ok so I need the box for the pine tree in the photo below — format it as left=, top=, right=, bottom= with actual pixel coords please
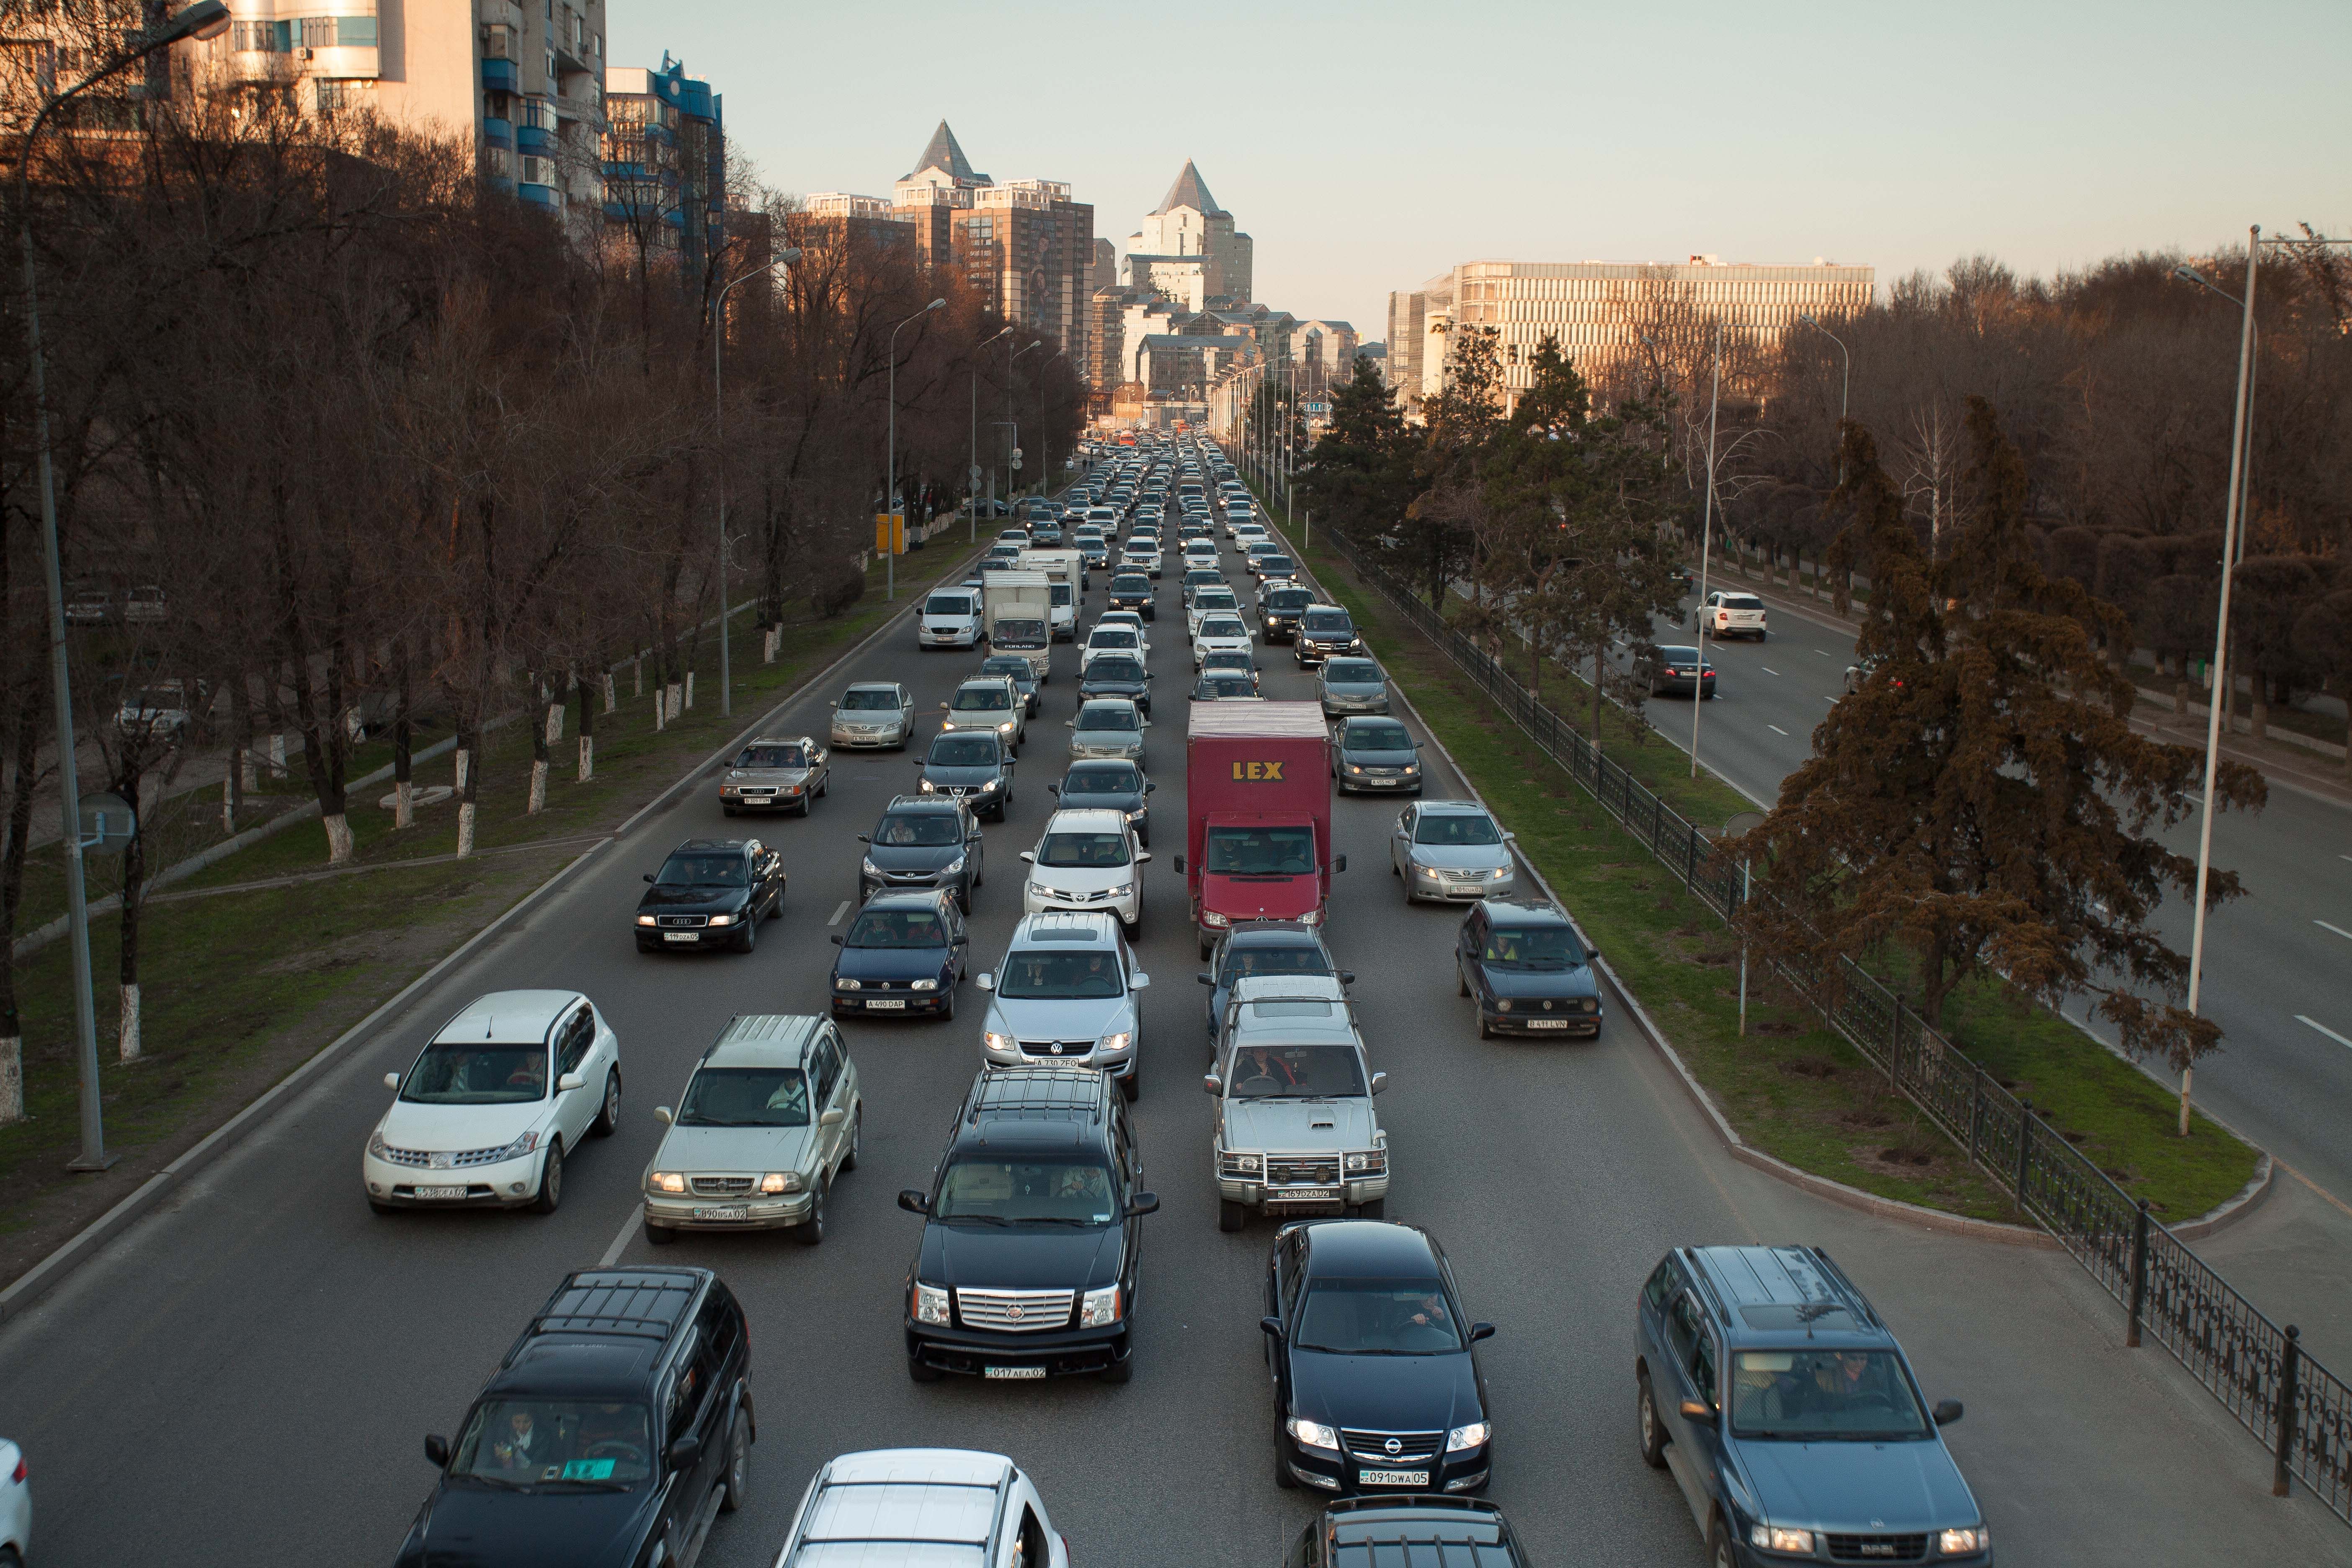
left=1298, top=354, right=1414, bottom=545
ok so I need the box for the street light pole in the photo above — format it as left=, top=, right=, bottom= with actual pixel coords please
left=13, top=0, right=229, bottom=1161
left=1040, top=347, right=1067, bottom=493
left=713, top=247, right=801, bottom=718
left=1797, top=312, right=1849, bottom=483
left=1010, top=339, right=1041, bottom=503
left=1690, top=318, right=1724, bottom=780
left=886, top=299, right=946, bottom=602
left=973, top=325, right=1012, bottom=543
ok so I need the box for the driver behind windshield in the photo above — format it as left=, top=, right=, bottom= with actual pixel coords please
left=1227, top=1043, right=1364, bottom=1098
left=658, top=854, right=747, bottom=886
left=876, top=813, right=959, bottom=847
left=736, top=744, right=805, bottom=768
left=845, top=908, right=943, bottom=947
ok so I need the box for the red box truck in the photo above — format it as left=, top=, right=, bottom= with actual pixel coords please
left=1176, top=701, right=1344, bottom=958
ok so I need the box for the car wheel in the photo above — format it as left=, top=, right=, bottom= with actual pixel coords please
left=1119, top=1068, right=1139, bottom=1103
left=722, top=804, right=739, bottom=817
left=645, top=1219, right=676, bottom=1246
left=1355, top=1198, right=1386, bottom=1220
left=908, top=1354, right=944, bottom=1383
left=368, top=1199, right=396, bottom=1215
left=1198, top=936, right=1213, bottom=960
left=592, top=1069, right=622, bottom=1137
left=797, top=1180, right=827, bottom=1246
left=1477, top=1012, right=1494, bottom=1040
left=1707, top=1517, right=1738, bottom=1568
left=818, top=772, right=829, bottom=797
left=738, top=914, right=757, bottom=953
left=1638, top=1372, right=1670, bottom=1469
left=1219, top=1199, right=1246, bottom=1233
left=1457, top=962, right=1470, bottom=998
left=1099, top=1354, right=1133, bottom=1385
left=842, top=1109, right=861, bottom=1171
left=719, top=1411, right=750, bottom=1513
left=939, top=986, right=957, bottom=1022
left=531, top=1140, right=564, bottom=1214
left=1274, top=1441, right=1298, bottom=1490
left=1122, top=913, right=1140, bottom=941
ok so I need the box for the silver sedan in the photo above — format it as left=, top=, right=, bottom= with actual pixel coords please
left=829, top=681, right=915, bottom=749
left=1390, top=800, right=1518, bottom=903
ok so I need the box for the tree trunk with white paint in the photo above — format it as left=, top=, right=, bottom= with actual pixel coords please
left=395, top=778, right=414, bottom=828
left=578, top=735, right=594, bottom=782
left=456, top=800, right=476, bottom=858
left=667, top=681, right=683, bottom=721
left=455, top=714, right=479, bottom=858
left=268, top=732, right=287, bottom=778
left=546, top=699, right=564, bottom=745
left=117, top=982, right=142, bottom=1064
left=322, top=811, right=353, bottom=864
left=653, top=691, right=665, bottom=732
left=222, top=767, right=237, bottom=834
left=0, top=1035, right=20, bottom=1125
left=684, top=672, right=695, bottom=711
left=602, top=671, right=617, bottom=714
left=455, top=747, right=470, bottom=794
left=528, top=759, right=548, bottom=814
left=632, top=656, right=644, bottom=697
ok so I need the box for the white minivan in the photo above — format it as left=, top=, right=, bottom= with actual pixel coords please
left=919, top=588, right=985, bottom=649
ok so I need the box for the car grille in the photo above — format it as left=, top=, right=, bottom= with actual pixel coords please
left=875, top=870, right=940, bottom=886
left=737, top=787, right=778, bottom=798
left=377, top=1143, right=517, bottom=1169
left=690, top=1176, right=755, bottom=1198
left=1826, top=1535, right=1928, bottom=1563
left=1034, top=886, right=1121, bottom=905
left=1360, top=766, right=1407, bottom=776
left=1017, top=1038, right=1095, bottom=1057
left=658, top=914, right=709, bottom=928
left=1341, top=1429, right=1442, bottom=1465
left=956, top=1287, right=1075, bottom=1332
left=1265, top=1154, right=1346, bottom=1186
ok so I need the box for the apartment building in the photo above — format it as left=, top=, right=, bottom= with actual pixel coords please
left=1126, top=160, right=1251, bottom=307
left=600, top=57, right=723, bottom=275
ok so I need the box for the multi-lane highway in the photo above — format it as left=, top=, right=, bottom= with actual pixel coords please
left=0, top=464, right=2339, bottom=1566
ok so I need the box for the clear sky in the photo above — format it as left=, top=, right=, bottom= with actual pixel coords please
left=615, top=0, right=2348, bottom=345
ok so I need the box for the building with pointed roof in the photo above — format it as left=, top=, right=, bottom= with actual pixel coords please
left=1127, top=159, right=1251, bottom=307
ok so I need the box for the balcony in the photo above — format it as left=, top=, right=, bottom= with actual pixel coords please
left=482, top=116, right=513, bottom=149
left=517, top=183, right=560, bottom=208
left=515, top=122, right=552, bottom=155
left=482, top=57, right=518, bottom=92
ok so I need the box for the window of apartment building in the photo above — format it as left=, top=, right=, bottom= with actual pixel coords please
left=485, top=144, right=513, bottom=177
left=520, top=96, right=554, bottom=129
left=232, top=20, right=289, bottom=51
left=545, top=48, right=557, bottom=83
left=520, top=154, right=556, bottom=186
left=483, top=23, right=515, bottom=59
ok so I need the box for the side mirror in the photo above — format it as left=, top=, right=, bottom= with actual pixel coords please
left=1338, top=970, right=1356, bottom=985
left=665, top=1436, right=701, bottom=1473
left=913, top=758, right=926, bottom=766
left=1019, top=851, right=1036, bottom=863
left=424, top=1434, right=450, bottom=1468
left=1470, top=1322, right=1496, bottom=1343
left=1679, top=1399, right=1713, bottom=1421
left=939, top=701, right=950, bottom=710
left=1332, top=855, right=1348, bottom=874
left=1259, top=1315, right=1285, bottom=1342
left=1203, top=1073, right=1222, bottom=1096
left=897, top=1189, right=931, bottom=1215
left=1130, top=972, right=1150, bottom=989
left=384, top=1072, right=402, bottom=1092
left=1932, top=1400, right=1964, bottom=1426
left=654, top=1106, right=674, bottom=1126
left=1586, top=947, right=1601, bottom=962
left=1370, top=1072, right=1388, bottom=1095
left=1145, top=780, right=1157, bottom=792
left=969, top=831, right=984, bottom=843
left=820, top=1107, right=846, bottom=1127
left=1196, top=972, right=1213, bottom=986
left=856, top=833, right=871, bottom=843
left=1136, top=852, right=1152, bottom=863
left=1126, top=1191, right=1160, bottom=1217
left=1064, top=719, right=1075, bottom=727
left=830, top=934, right=843, bottom=945
left=1502, top=831, right=1517, bottom=843
left=1048, top=783, right=1060, bottom=796
left=1173, top=855, right=1186, bottom=873
left=976, top=972, right=995, bottom=991
left=642, top=873, right=655, bottom=883
left=1414, top=740, right=1425, bottom=749
left=557, top=1072, right=584, bottom=1093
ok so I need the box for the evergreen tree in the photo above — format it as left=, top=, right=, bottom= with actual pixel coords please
left=1298, top=354, right=1415, bottom=544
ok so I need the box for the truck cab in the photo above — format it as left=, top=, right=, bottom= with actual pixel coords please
left=1175, top=702, right=1344, bottom=959
left=1207, top=975, right=1387, bottom=1230
left=981, top=570, right=1053, bottom=676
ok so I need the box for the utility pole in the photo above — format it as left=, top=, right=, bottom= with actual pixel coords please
left=1690, top=318, right=1723, bottom=779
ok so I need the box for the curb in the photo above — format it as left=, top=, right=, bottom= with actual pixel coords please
left=2169, top=1154, right=2276, bottom=1242
left=0, top=554, right=977, bottom=1328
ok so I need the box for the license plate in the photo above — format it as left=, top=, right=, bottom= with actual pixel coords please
left=412, top=1185, right=466, bottom=1201
left=663, top=931, right=699, bottom=943
left=865, top=999, right=907, bottom=1010
left=691, top=1205, right=750, bottom=1221
left=1359, top=1469, right=1429, bottom=1487
left=983, top=1365, right=1047, bottom=1380
left=1527, top=1019, right=1572, bottom=1029
left=1273, top=1187, right=1340, bottom=1201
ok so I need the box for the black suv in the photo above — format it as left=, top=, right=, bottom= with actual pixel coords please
left=1282, top=1498, right=1529, bottom=1568
left=1295, top=606, right=1364, bottom=667
left=1260, top=584, right=1315, bottom=642
left=1106, top=572, right=1156, bottom=619
left=396, top=1267, right=753, bottom=1568
left=1456, top=898, right=1602, bottom=1038
left=858, top=795, right=984, bottom=908
left=830, top=889, right=970, bottom=1021
left=635, top=839, right=785, bottom=953
left=913, top=731, right=1016, bottom=821
left=898, top=1066, right=1158, bottom=1384
left=1078, top=652, right=1153, bottom=717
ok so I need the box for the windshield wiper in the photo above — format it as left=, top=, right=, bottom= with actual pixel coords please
left=935, top=1212, right=1012, bottom=1226
left=1011, top=1215, right=1105, bottom=1226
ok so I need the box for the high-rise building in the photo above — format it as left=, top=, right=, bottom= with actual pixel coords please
left=1126, top=161, right=1251, bottom=308
left=601, top=57, right=724, bottom=277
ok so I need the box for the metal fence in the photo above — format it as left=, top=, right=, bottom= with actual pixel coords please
left=1319, top=524, right=2352, bottom=1525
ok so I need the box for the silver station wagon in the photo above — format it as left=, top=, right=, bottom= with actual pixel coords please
left=642, top=1014, right=861, bottom=1246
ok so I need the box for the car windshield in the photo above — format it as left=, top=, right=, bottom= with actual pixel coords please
left=1304, top=611, right=1352, bottom=632
left=1050, top=585, right=1073, bottom=606
left=925, top=595, right=975, bottom=615
left=845, top=907, right=949, bottom=949
left=1326, top=660, right=1381, bottom=684
left=996, top=947, right=1124, bottom=999
left=1087, top=658, right=1147, bottom=683
left=1197, top=593, right=1238, bottom=611
left=1202, top=652, right=1253, bottom=674
left=1205, top=825, right=1315, bottom=875
left=1061, top=766, right=1140, bottom=795
left=928, top=736, right=1000, bottom=766
left=1262, top=557, right=1296, bottom=574
left=1654, top=646, right=1701, bottom=665
left=1266, top=591, right=1312, bottom=610
left=1038, top=831, right=1130, bottom=868
left=401, top=1042, right=548, bottom=1104
left=952, top=687, right=1011, bottom=712
left=1481, top=925, right=1587, bottom=967
left=735, top=743, right=806, bottom=768
left=1225, top=1043, right=1365, bottom=1099
left=1414, top=814, right=1502, bottom=846
left=1295, top=1277, right=1463, bottom=1355
left=678, top=1066, right=810, bottom=1127
left=1347, top=723, right=1413, bottom=751
left=1077, top=707, right=1140, bottom=733
left=1090, top=630, right=1140, bottom=650
left=934, top=1156, right=1117, bottom=1225
left=1222, top=944, right=1331, bottom=983
left=1729, top=1349, right=1932, bottom=1440
left=657, top=854, right=748, bottom=886
left=874, top=813, right=960, bottom=847
left=1200, top=618, right=1247, bottom=638
left=1195, top=677, right=1253, bottom=699
left=840, top=689, right=900, bottom=711
left=451, top=1399, right=654, bottom=1489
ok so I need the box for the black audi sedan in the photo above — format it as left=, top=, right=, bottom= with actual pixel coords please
left=1330, top=717, right=1424, bottom=796
left=1048, top=758, right=1155, bottom=846
left=915, top=732, right=1015, bottom=821
left=634, top=838, right=784, bottom=953
left=1106, top=572, right=1156, bottom=619
left=830, top=889, right=969, bottom=1021
left=1265, top=1220, right=1494, bottom=1498
left=1455, top=898, right=1603, bottom=1038
left=1078, top=652, right=1153, bottom=717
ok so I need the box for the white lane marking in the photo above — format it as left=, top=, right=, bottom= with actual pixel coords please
left=829, top=900, right=852, bottom=926
left=1815, top=649, right=1831, bottom=657
left=1823, top=695, right=1837, bottom=704
left=598, top=1204, right=639, bottom=1267
left=2317, top=920, right=2352, bottom=943
left=1767, top=724, right=1790, bottom=737
left=1760, top=667, right=1781, bottom=676
left=2298, top=1016, right=2352, bottom=1050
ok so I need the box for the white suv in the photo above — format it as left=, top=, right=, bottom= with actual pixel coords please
left=1191, top=613, right=1254, bottom=668
left=977, top=910, right=1151, bottom=1100
left=1697, top=589, right=1768, bottom=640
left=1022, top=807, right=1149, bottom=934
left=776, top=1450, right=1068, bottom=1567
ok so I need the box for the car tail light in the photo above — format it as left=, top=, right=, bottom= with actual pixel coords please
left=10, top=1455, right=25, bottom=1483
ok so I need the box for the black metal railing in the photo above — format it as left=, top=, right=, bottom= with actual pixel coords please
left=1310, top=521, right=2349, bottom=1527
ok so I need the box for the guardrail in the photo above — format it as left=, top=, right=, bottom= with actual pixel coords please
left=1318, top=523, right=2352, bottom=1527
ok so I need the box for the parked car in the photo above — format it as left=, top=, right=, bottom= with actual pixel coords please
left=1192, top=613, right=1255, bottom=669
left=718, top=735, right=830, bottom=817
left=940, top=675, right=1026, bottom=753
left=899, top=1063, right=1158, bottom=1380
left=1318, top=657, right=1390, bottom=717
left=1022, top=807, right=1149, bottom=936
left=642, top=1013, right=860, bottom=1243
left=919, top=587, right=986, bottom=649
left=1456, top=898, right=1602, bottom=1038
left=1200, top=923, right=1349, bottom=1049
left=1636, top=1245, right=1990, bottom=1568
left=1695, top=590, right=1768, bottom=640
left=116, top=679, right=204, bottom=743
left=1639, top=644, right=1717, bottom=699
left=980, top=653, right=1043, bottom=717
left=1210, top=976, right=1386, bottom=1229
left=1295, top=606, right=1362, bottom=666
left=1266, top=1220, right=1495, bottom=1497
left=393, top=1268, right=751, bottom=1568
left=1078, top=652, right=1153, bottom=717
left=1329, top=717, right=1423, bottom=795
left=1389, top=802, right=1516, bottom=904
left=62, top=580, right=112, bottom=626
left=1284, top=1498, right=1529, bottom=1568
left=363, top=990, right=622, bottom=1214
left=915, top=731, right=1015, bottom=820
left=634, top=838, right=786, bottom=951
left=1068, top=697, right=1149, bottom=762
left=1260, top=583, right=1315, bottom=642
left=830, top=681, right=915, bottom=749
left=830, top=889, right=970, bottom=1021
left=976, top=910, right=1150, bottom=1096
left=774, top=1450, right=1069, bottom=1568
left=859, top=794, right=984, bottom=908
left=1047, top=758, right=1155, bottom=846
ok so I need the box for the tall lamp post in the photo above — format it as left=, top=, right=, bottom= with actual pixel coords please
left=713, top=246, right=801, bottom=717
left=885, top=298, right=946, bottom=601
left=1008, top=339, right=1040, bottom=503
left=1038, top=347, right=1067, bottom=494
left=14, top=0, right=230, bottom=1164
left=972, top=325, right=1012, bottom=542
left=1689, top=318, right=1725, bottom=780
left=1796, top=312, right=1849, bottom=484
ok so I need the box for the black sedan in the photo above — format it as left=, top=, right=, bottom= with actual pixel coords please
left=1639, top=643, right=1716, bottom=699
left=1191, top=672, right=1257, bottom=704
left=914, top=732, right=1014, bottom=821
left=980, top=653, right=1043, bottom=717
left=1106, top=572, right=1156, bottom=619
left=1266, top=1220, right=1495, bottom=1497
left=1330, top=717, right=1424, bottom=795
left=1078, top=653, right=1153, bottom=717
left=830, top=890, right=969, bottom=1021
left=635, top=838, right=784, bottom=953
left=1455, top=898, right=1602, bottom=1038
left=1047, top=758, right=1155, bottom=846
left=1200, top=922, right=1350, bottom=1047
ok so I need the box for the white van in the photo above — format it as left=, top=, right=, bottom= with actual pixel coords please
left=919, top=588, right=985, bottom=650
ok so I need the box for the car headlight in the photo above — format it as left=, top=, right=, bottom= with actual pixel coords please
left=636, top=914, right=658, bottom=927
left=913, top=1282, right=952, bottom=1325
left=861, top=858, right=881, bottom=876
left=985, top=1031, right=1015, bottom=1052
left=1125, top=809, right=1145, bottom=821
left=1402, top=763, right=1419, bottom=774
left=649, top=1170, right=685, bottom=1194
left=486, top=1130, right=539, bottom=1161
left=1446, top=1421, right=1491, bottom=1452
left=367, top=1126, right=388, bottom=1157
left=1220, top=1151, right=1262, bottom=1175
left=1297, top=908, right=1321, bottom=926
left=919, top=778, right=937, bottom=792
left=979, top=777, right=1001, bottom=791
left=1496, top=998, right=1514, bottom=1012
left=1749, top=1527, right=1815, bottom=1554
left=910, top=978, right=939, bottom=992
left=1348, top=764, right=1364, bottom=774
left=999, top=721, right=1015, bottom=732
left=1096, top=1030, right=1132, bottom=1054
left=1202, top=910, right=1230, bottom=928
left=942, top=854, right=966, bottom=874
left=1079, top=1284, right=1122, bottom=1327
left=1343, top=1150, right=1386, bottom=1173
left=1104, top=883, right=1134, bottom=899
left=708, top=913, right=733, bottom=927
left=1939, top=1528, right=1989, bottom=1555
left=1286, top=1417, right=1339, bottom=1451
left=836, top=977, right=863, bottom=991
left=1581, top=997, right=1600, bottom=1013
left=760, top=1171, right=803, bottom=1194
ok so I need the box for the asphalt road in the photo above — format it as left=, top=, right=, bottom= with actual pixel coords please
left=0, top=493, right=2340, bottom=1567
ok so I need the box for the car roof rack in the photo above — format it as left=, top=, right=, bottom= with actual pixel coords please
left=966, top=1066, right=1106, bottom=1124
left=516, top=1269, right=704, bottom=1352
